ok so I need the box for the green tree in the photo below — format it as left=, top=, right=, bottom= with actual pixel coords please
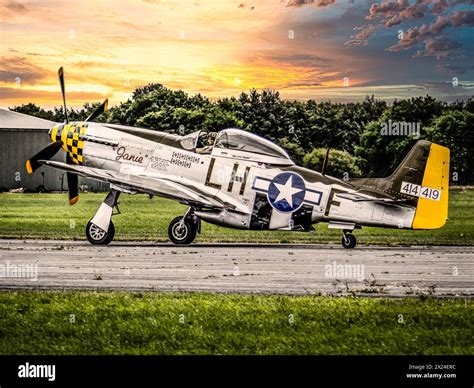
left=202, top=107, right=244, bottom=132
left=354, top=118, right=418, bottom=178
left=277, top=137, right=306, bottom=164
left=10, top=103, right=55, bottom=121
left=426, top=110, right=474, bottom=185
left=7, top=84, right=474, bottom=184
left=355, top=96, right=444, bottom=178
left=303, top=148, right=361, bottom=179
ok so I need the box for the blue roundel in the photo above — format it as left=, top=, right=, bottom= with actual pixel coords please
left=267, top=172, right=306, bottom=213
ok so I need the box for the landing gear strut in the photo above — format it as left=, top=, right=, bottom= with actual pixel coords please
left=341, top=229, right=356, bottom=249
left=168, top=207, right=200, bottom=244
left=86, top=190, right=120, bottom=245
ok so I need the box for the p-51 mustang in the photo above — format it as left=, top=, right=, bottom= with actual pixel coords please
left=26, top=68, right=450, bottom=248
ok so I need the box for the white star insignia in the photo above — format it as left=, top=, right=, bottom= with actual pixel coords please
left=273, top=175, right=303, bottom=207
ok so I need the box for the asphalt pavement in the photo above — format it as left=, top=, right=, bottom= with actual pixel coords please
left=0, top=240, right=472, bottom=297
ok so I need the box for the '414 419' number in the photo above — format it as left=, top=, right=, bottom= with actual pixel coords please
left=400, top=181, right=440, bottom=201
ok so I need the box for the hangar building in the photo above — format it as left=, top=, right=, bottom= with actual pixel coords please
left=0, top=109, right=107, bottom=192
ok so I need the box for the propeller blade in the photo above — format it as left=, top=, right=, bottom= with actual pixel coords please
left=65, top=153, right=79, bottom=205
left=85, top=98, right=108, bottom=122
left=58, top=67, right=69, bottom=124
left=26, top=141, right=62, bottom=174
left=67, top=173, right=79, bottom=205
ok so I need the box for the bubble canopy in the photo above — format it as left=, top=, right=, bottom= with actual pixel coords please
left=214, top=128, right=291, bottom=160
left=179, top=128, right=293, bottom=164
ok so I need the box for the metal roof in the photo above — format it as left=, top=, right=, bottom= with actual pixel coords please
left=0, top=108, right=55, bottom=130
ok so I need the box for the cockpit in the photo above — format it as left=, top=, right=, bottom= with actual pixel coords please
left=179, top=128, right=294, bottom=165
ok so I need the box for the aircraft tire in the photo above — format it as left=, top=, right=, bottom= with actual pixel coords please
left=341, top=233, right=356, bottom=249
left=168, top=216, right=197, bottom=244
left=86, top=220, right=115, bottom=245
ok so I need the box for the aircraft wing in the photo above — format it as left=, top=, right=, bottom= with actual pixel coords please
left=40, top=160, right=224, bottom=209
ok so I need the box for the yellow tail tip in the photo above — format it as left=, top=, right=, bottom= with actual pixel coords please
left=26, top=160, right=33, bottom=175
left=412, top=143, right=450, bottom=229
left=69, top=196, right=79, bottom=206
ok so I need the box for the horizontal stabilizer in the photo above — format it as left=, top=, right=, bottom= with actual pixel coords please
left=349, top=140, right=450, bottom=229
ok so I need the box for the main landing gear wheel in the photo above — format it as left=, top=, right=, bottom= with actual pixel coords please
left=86, top=220, right=115, bottom=245
left=341, top=232, right=356, bottom=249
left=168, top=216, right=197, bottom=244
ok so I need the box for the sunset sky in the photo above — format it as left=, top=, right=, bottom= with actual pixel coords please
left=1, top=0, right=473, bottom=108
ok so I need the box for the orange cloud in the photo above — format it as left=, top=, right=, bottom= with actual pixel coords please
left=1, top=0, right=469, bottom=109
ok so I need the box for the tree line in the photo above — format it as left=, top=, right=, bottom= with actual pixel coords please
left=11, top=84, right=474, bottom=184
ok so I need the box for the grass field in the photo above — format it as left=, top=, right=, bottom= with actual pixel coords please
left=0, top=188, right=473, bottom=245
left=1, top=192, right=472, bottom=356
left=0, top=291, right=472, bottom=355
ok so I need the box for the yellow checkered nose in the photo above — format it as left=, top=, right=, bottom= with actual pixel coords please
left=62, top=123, right=86, bottom=165
left=47, top=123, right=87, bottom=165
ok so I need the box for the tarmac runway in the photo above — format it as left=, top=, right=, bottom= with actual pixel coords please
left=0, top=240, right=472, bottom=297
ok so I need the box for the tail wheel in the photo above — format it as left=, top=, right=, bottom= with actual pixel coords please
left=168, top=216, right=197, bottom=244
left=342, top=233, right=356, bottom=249
left=86, top=220, right=115, bottom=245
